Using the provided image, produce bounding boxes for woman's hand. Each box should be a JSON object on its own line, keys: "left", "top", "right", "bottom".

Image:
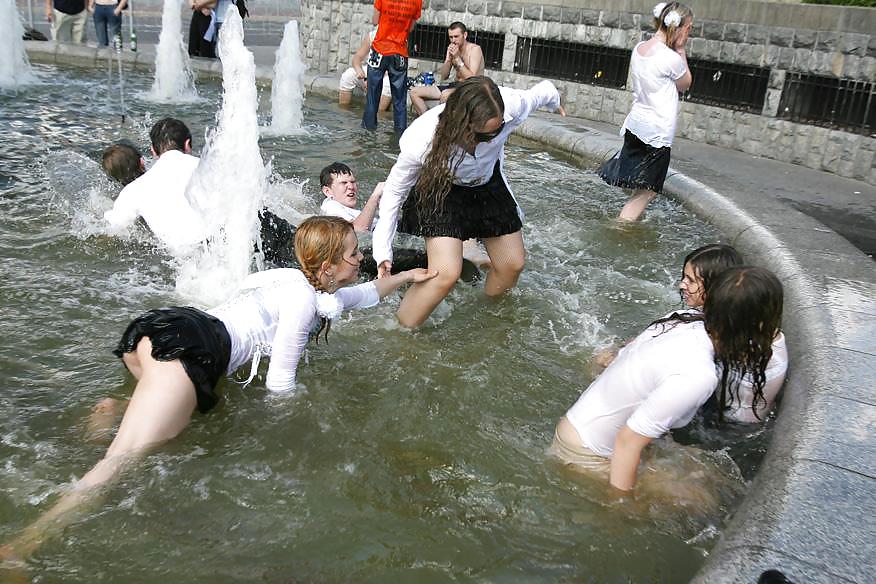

{"left": 404, "top": 268, "right": 438, "bottom": 284}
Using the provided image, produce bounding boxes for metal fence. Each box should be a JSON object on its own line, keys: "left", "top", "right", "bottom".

{"left": 778, "top": 73, "right": 875, "bottom": 136}
{"left": 513, "top": 37, "right": 630, "bottom": 88}
{"left": 683, "top": 59, "right": 770, "bottom": 113}
{"left": 409, "top": 24, "right": 504, "bottom": 70}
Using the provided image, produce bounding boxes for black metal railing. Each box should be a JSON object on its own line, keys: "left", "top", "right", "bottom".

{"left": 683, "top": 59, "right": 770, "bottom": 113}
{"left": 409, "top": 24, "right": 504, "bottom": 70}
{"left": 778, "top": 73, "right": 875, "bottom": 135}
{"left": 513, "top": 37, "right": 630, "bottom": 88}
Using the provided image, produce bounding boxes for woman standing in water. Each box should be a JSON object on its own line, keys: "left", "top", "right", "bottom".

{"left": 599, "top": 2, "right": 693, "bottom": 221}
{"left": 372, "top": 76, "right": 565, "bottom": 328}
{"left": 553, "top": 266, "right": 783, "bottom": 492}
{"left": 1, "top": 216, "right": 435, "bottom": 562}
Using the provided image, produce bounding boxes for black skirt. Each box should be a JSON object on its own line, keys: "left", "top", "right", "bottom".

{"left": 114, "top": 307, "right": 232, "bottom": 414}
{"left": 399, "top": 161, "right": 522, "bottom": 240}
{"left": 599, "top": 130, "right": 671, "bottom": 193}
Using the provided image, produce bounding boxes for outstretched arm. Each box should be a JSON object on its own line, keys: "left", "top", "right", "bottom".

{"left": 609, "top": 426, "right": 652, "bottom": 491}
{"left": 351, "top": 182, "right": 383, "bottom": 233}
{"left": 373, "top": 268, "right": 438, "bottom": 298}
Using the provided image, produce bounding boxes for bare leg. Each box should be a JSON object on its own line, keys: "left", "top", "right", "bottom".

{"left": 396, "top": 237, "right": 463, "bottom": 328}
{"left": 339, "top": 89, "right": 353, "bottom": 107}
{"left": 378, "top": 95, "right": 391, "bottom": 112}
{"left": 84, "top": 397, "right": 129, "bottom": 443}
{"left": 482, "top": 231, "right": 525, "bottom": 297}
{"left": 409, "top": 85, "right": 440, "bottom": 116}
{"left": 618, "top": 188, "right": 657, "bottom": 221}
{"left": 462, "top": 239, "right": 492, "bottom": 271}
{"left": 2, "top": 337, "right": 197, "bottom": 561}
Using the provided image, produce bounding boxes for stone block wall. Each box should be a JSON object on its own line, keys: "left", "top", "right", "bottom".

{"left": 299, "top": 0, "right": 875, "bottom": 183}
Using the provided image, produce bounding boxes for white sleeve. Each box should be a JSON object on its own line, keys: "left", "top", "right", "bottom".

{"left": 372, "top": 149, "right": 423, "bottom": 266}
{"left": 664, "top": 50, "right": 687, "bottom": 80}
{"left": 103, "top": 185, "right": 140, "bottom": 231}
{"left": 502, "top": 80, "right": 561, "bottom": 124}
{"left": 626, "top": 373, "right": 714, "bottom": 438}
{"left": 335, "top": 281, "right": 380, "bottom": 310}
{"left": 264, "top": 291, "right": 316, "bottom": 393}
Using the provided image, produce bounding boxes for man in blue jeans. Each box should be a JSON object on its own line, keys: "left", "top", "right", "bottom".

{"left": 362, "top": 0, "right": 422, "bottom": 132}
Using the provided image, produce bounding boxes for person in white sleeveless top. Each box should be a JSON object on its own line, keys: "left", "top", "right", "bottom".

{"left": 599, "top": 2, "right": 693, "bottom": 221}
{"left": 339, "top": 28, "right": 391, "bottom": 112}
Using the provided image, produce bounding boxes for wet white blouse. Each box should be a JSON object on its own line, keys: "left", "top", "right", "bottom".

{"left": 565, "top": 316, "right": 717, "bottom": 457}
{"left": 723, "top": 332, "right": 788, "bottom": 423}
{"left": 208, "top": 268, "right": 379, "bottom": 392}
{"left": 372, "top": 80, "right": 562, "bottom": 266}
{"left": 104, "top": 150, "right": 207, "bottom": 254}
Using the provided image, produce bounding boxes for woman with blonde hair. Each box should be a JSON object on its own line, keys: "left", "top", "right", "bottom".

{"left": 1, "top": 216, "right": 435, "bottom": 562}
{"left": 600, "top": 2, "right": 694, "bottom": 221}
{"left": 372, "top": 75, "right": 564, "bottom": 328}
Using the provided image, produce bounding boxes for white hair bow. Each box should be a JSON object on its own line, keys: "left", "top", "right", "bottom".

{"left": 315, "top": 292, "right": 343, "bottom": 320}
{"left": 664, "top": 10, "right": 682, "bottom": 27}
{"left": 652, "top": 2, "right": 667, "bottom": 18}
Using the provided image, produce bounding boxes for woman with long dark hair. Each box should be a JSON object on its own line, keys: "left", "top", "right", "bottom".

{"left": 553, "top": 266, "right": 783, "bottom": 491}
{"left": 372, "top": 76, "right": 565, "bottom": 327}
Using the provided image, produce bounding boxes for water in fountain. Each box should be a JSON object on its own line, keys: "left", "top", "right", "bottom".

{"left": 146, "top": 0, "right": 198, "bottom": 102}
{"left": 265, "top": 19, "right": 307, "bottom": 135}
{"left": 177, "top": 8, "right": 267, "bottom": 305}
{"left": 0, "top": 0, "right": 35, "bottom": 88}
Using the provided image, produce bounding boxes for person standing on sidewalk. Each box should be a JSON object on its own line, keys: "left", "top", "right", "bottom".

{"left": 88, "top": 0, "right": 127, "bottom": 48}
{"left": 599, "top": 2, "right": 693, "bottom": 221}
{"left": 362, "top": 0, "right": 422, "bottom": 133}
{"left": 45, "top": 0, "right": 88, "bottom": 43}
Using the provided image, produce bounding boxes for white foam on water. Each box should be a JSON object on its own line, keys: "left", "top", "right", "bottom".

{"left": 263, "top": 20, "right": 307, "bottom": 136}
{"left": 0, "top": 0, "right": 35, "bottom": 88}
{"left": 176, "top": 9, "right": 268, "bottom": 306}
{"left": 145, "top": 0, "right": 199, "bottom": 103}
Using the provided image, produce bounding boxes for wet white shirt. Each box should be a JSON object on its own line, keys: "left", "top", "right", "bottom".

{"left": 319, "top": 197, "right": 379, "bottom": 231}
{"left": 722, "top": 332, "right": 788, "bottom": 423}
{"left": 207, "top": 268, "right": 379, "bottom": 392}
{"left": 372, "top": 80, "right": 562, "bottom": 266}
{"left": 621, "top": 41, "right": 688, "bottom": 148}
{"left": 104, "top": 150, "right": 206, "bottom": 253}
{"left": 565, "top": 316, "right": 717, "bottom": 457}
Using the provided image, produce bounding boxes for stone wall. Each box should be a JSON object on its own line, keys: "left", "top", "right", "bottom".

{"left": 299, "top": 0, "right": 875, "bottom": 183}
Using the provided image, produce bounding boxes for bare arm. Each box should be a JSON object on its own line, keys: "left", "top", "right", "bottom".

{"left": 371, "top": 8, "right": 379, "bottom": 26}
{"left": 45, "top": 0, "right": 53, "bottom": 21}
{"left": 351, "top": 182, "right": 383, "bottom": 233}
{"left": 609, "top": 426, "right": 653, "bottom": 491}
{"left": 373, "top": 268, "right": 437, "bottom": 298}
{"left": 437, "top": 45, "right": 453, "bottom": 81}
{"left": 351, "top": 35, "right": 372, "bottom": 78}
{"left": 114, "top": 0, "right": 128, "bottom": 15}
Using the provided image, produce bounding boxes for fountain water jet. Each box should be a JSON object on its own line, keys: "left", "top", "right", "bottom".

{"left": 265, "top": 20, "right": 307, "bottom": 135}
{"left": 147, "top": 0, "right": 198, "bottom": 102}
{"left": 0, "top": 0, "right": 35, "bottom": 88}
{"left": 176, "top": 8, "right": 267, "bottom": 305}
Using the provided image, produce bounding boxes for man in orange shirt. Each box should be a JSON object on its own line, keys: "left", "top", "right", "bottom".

{"left": 362, "top": 0, "right": 422, "bottom": 132}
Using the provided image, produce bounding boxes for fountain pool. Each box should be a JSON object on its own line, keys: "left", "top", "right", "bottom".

{"left": 0, "top": 61, "right": 767, "bottom": 582}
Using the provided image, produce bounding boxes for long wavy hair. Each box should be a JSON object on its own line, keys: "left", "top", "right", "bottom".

{"left": 293, "top": 215, "right": 354, "bottom": 343}
{"left": 656, "top": 2, "right": 693, "bottom": 48}
{"left": 705, "top": 267, "right": 783, "bottom": 421}
{"left": 415, "top": 76, "right": 504, "bottom": 218}
{"left": 678, "top": 243, "right": 743, "bottom": 307}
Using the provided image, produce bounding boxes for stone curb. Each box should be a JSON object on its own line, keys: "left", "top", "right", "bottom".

{"left": 24, "top": 43, "right": 876, "bottom": 583}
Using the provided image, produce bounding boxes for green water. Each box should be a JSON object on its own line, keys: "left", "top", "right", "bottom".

{"left": 0, "top": 63, "right": 741, "bottom": 582}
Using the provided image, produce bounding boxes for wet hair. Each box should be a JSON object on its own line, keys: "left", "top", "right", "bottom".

{"left": 293, "top": 215, "right": 355, "bottom": 343}
{"left": 149, "top": 118, "right": 192, "bottom": 156}
{"left": 101, "top": 142, "right": 144, "bottom": 186}
{"left": 655, "top": 2, "right": 693, "bottom": 48}
{"left": 415, "top": 76, "right": 504, "bottom": 217}
{"left": 319, "top": 162, "right": 354, "bottom": 189}
{"left": 679, "top": 243, "right": 744, "bottom": 306}
{"left": 448, "top": 21, "right": 467, "bottom": 35}
{"left": 705, "top": 267, "right": 783, "bottom": 422}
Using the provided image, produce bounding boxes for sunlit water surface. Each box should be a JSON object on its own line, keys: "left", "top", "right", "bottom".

{"left": 0, "top": 63, "right": 770, "bottom": 582}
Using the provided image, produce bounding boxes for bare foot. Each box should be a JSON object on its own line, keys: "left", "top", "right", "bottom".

{"left": 0, "top": 544, "right": 30, "bottom": 584}
{"left": 84, "top": 397, "right": 127, "bottom": 443}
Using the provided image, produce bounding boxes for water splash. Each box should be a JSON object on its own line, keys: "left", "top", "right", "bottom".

{"left": 0, "top": 0, "right": 35, "bottom": 88}
{"left": 265, "top": 20, "right": 307, "bottom": 135}
{"left": 177, "top": 8, "right": 268, "bottom": 306}
{"left": 146, "top": 0, "right": 198, "bottom": 102}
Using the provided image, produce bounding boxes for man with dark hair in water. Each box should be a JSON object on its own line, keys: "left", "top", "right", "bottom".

{"left": 101, "top": 143, "right": 145, "bottom": 187}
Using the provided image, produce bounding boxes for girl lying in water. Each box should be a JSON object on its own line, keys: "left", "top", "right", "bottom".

{"left": 554, "top": 265, "right": 784, "bottom": 491}
{"left": 1, "top": 216, "right": 436, "bottom": 563}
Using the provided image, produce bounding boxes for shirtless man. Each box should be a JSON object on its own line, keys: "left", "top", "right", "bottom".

{"left": 409, "top": 21, "right": 484, "bottom": 115}
{"left": 339, "top": 29, "right": 392, "bottom": 112}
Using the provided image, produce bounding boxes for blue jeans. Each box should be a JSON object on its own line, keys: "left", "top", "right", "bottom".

{"left": 93, "top": 4, "right": 122, "bottom": 47}
{"left": 362, "top": 51, "right": 408, "bottom": 132}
